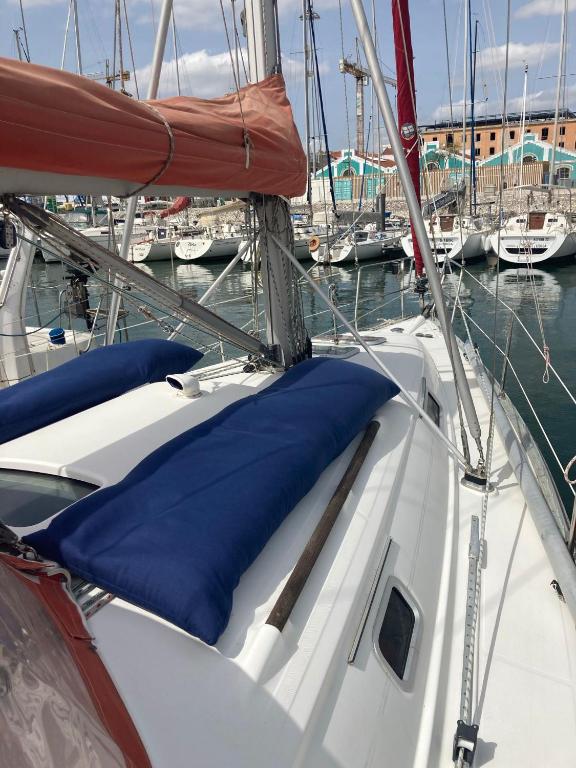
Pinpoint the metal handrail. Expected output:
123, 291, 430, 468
457, 305, 574, 503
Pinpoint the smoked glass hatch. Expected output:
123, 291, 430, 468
377, 587, 415, 679
0, 470, 97, 527
426, 393, 441, 426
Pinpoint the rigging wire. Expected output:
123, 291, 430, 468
123, 0, 139, 98
171, 8, 181, 97
308, 1, 338, 216
337, 0, 353, 175
442, 0, 454, 127
219, 0, 251, 168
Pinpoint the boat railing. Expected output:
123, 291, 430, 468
443, 259, 576, 552
352, 257, 414, 328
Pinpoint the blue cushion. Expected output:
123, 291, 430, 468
26, 357, 399, 645
0, 339, 202, 444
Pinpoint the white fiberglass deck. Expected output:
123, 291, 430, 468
1, 321, 575, 767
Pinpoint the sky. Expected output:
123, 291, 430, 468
1, 0, 575, 150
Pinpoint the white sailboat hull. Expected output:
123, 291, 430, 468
175, 236, 242, 262
401, 230, 489, 265
240, 234, 329, 264
3, 319, 576, 767
128, 239, 178, 263
313, 234, 400, 264
489, 230, 576, 265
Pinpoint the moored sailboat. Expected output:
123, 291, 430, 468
0, 2, 575, 767
402, 213, 490, 265
489, 210, 576, 265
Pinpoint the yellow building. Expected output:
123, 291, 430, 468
420, 110, 576, 161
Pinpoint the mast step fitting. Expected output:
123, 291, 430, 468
452, 720, 479, 764
461, 469, 494, 493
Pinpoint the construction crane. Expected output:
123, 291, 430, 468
339, 57, 397, 154
86, 59, 131, 93
339, 57, 370, 154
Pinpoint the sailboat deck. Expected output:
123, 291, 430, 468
1, 322, 575, 766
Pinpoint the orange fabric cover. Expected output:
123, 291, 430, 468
159, 196, 191, 218
0, 552, 151, 768
0, 57, 306, 197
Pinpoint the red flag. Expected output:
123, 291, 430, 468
392, 0, 424, 275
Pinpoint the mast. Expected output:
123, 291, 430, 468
244, 0, 309, 367
105, 0, 174, 344
469, 14, 478, 216
391, 0, 423, 276
351, 0, 485, 472
72, 0, 83, 74
549, 0, 568, 188
18, 0, 31, 62
519, 63, 528, 188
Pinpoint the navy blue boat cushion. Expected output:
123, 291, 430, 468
0, 339, 202, 444
26, 357, 399, 645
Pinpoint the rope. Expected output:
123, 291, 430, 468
120, 102, 175, 198
564, 456, 576, 486
0, 311, 63, 337
219, 0, 252, 169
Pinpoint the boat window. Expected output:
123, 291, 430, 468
377, 587, 416, 680
426, 392, 441, 426
0, 470, 97, 527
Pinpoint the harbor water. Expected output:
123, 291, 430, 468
28, 254, 576, 514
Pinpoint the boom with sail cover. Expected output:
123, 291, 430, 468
391, 0, 424, 275
0, 57, 306, 199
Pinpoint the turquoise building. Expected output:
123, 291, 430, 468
480, 137, 576, 182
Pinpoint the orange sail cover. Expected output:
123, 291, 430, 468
0, 57, 307, 198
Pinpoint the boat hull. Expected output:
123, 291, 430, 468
489, 231, 576, 265
401, 230, 488, 265
175, 237, 241, 262
129, 239, 178, 263
313, 235, 400, 264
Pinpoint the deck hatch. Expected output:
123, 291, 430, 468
377, 587, 415, 680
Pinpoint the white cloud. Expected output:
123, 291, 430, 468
135, 48, 323, 99
516, 0, 576, 18
136, 49, 239, 99
476, 41, 561, 72
431, 83, 576, 122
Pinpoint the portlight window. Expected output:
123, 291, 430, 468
426, 393, 441, 426
377, 587, 416, 680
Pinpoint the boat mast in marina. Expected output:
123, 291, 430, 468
245, 0, 309, 367
549, 0, 568, 188
106, 0, 174, 345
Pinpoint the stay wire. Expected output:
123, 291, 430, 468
308, 1, 338, 216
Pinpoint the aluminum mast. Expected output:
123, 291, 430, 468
244, 0, 309, 368
106, 0, 174, 344
549, 0, 568, 187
